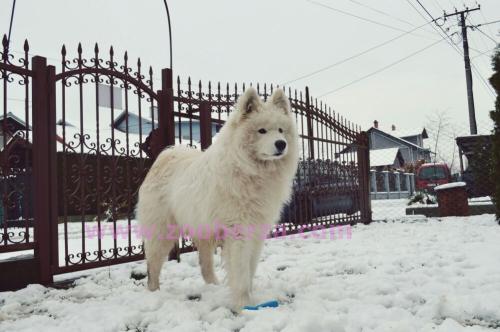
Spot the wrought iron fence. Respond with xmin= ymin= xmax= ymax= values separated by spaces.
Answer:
xmin=0 ymin=37 xmax=370 ymax=290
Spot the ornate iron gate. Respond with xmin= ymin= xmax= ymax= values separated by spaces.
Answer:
xmin=0 ymin=38 xmax=370 ymax=291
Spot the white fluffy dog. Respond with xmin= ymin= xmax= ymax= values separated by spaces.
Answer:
xmin=137 ymin=87 xmax=299 ymax=309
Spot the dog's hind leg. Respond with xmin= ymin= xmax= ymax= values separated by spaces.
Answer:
xmin=195 ymin=240 xmax=219 ymax=285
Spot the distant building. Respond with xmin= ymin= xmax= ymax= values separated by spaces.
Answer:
xmin=0 ymin=112 xmax=30 ymax=147
xmin=367 ymin=120 xmax=431 ymax=168
xmin=112 ymin=110 xmax=221 ymax=142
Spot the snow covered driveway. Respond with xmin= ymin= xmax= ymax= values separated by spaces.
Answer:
xmin=1 ymin=215 xmax=500 ymax=332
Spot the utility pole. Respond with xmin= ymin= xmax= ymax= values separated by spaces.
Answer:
xmin=443 ymin=6 xmax=481 ymax=135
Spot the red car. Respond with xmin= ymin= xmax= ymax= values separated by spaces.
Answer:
xmin=416 ymin=163 xmax=452 ymax=192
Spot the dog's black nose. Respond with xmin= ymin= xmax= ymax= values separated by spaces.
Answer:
xmin=275 ymin=140 xmax=287 ymax=152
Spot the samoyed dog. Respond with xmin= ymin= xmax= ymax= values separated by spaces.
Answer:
xmin=137 ymin=87 xmax=299 ymax=309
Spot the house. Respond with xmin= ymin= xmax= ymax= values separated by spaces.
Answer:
xmin=367 ymin=120 xmax=431 ymax=168
xmin=0 ymin=112 xmax=30 ymax=147
xmin=112 ymin=110 xmax=222 ymax=142
xmin=370 ymin=147 xmax=405 ymax=171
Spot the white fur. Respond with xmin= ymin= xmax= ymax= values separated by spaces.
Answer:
xmin=137 ymin=88 xmax=299 ymax=310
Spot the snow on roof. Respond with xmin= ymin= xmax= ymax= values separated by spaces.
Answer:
xmin=370 ymin=148 xmax=401 ymax=167
xmin=434 ymin=182 xmax=466 ymax=191
xmin=420 ymin=162 xmax=447 ymax=167
xmin=391 ymin=130 xmax=424 ymax=138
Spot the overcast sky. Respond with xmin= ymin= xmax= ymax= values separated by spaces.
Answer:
xmin=1 ymin=0 xmax=499 ymax=136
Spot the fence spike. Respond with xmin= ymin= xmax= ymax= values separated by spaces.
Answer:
xmin=77 ymin=42 xmax=82 ymax=55
xmin=23 ymin=39 xmax=29 ymax=52
xmin=124 ymin=51 xmax=128 ymax=63
xmin=137 ymin=57 xmax=141 ymax=68
xmin=94 ymin=42 xmax=99 ymax=54
xmin=110 ymin=46 xmax=114 ymax=57
xmin=61 ymin=44 xmax=66 ymax=57
xmin=2 ymin=35 xmax=8 ymax=49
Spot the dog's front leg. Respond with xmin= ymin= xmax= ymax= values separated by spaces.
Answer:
xmin=223 ymin=238 xmax=253 ymax=310
xmin=249 ymin=239 xmax=264 ymax=291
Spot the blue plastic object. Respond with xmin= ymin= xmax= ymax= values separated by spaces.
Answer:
xmin=243 ymin=300 xmax=279 ymax=310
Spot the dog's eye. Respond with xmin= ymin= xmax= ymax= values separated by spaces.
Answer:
xmin=258 ymin=128 xmax=267 ymax=134
xmin=279 ymin=128 xmax=283 ymax=133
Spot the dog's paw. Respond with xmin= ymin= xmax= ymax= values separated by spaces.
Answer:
xmin=204 ymin=276 xmax=220 ymax=285
xmin=231 ymin=293 xmax=252 ymax=312
xmin=147 ymin=280 xmax=160 ymax=291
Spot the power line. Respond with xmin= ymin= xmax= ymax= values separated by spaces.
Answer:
xmin=344 ymin=0 xmax=417 ymax=27
xmin=317 ymin=38 xmax=446 ymax=97
xmin=467 ymin=16 xmax=493 ymax=50
xmin=307 ymin=0 xmax=431 ymax=36
xmin=7 ymin=0 xmax=17 ymax=49
xmin=430 ymin=0 xmax=445 ymax=12
xmin=282 ymin=20 xmax=434 ymax=85
xmin=471 ymin=47 xmax=497 ymax=59
xmin=407 ymin=0 xmax=495 ymax=99
xmin=476 ymin=19 xmax=500 ymax=27
xmin=473 ymin=26 xmax=498 ymax=45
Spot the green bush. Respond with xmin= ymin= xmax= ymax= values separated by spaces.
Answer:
xmin=489 ymin=47 xmax=500 ymax=223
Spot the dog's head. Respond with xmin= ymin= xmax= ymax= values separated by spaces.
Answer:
xmin=228 ymin=87 xmax=298 ymax=162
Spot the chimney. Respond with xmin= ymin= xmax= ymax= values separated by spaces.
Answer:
xmin=392 ymin=124 xmax=396 ymax=131
xmin=373 ymin=120 xmax=379 ymax=129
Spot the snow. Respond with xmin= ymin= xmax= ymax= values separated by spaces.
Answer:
xmin=435 ymin=182 xmax=466 ymax=191
xmin=1 ymin=214 xmax=500 ymax=331
xmin=370 ymin=148 xmax=401 ymax=167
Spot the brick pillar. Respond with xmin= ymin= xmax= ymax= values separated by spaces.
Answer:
xmin=435 ymin=183 xmax=469 ymax=217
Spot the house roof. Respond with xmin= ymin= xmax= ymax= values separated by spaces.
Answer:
xmin=456 ymin=135 xmax=492 ymax=155
xmin=390 ymin=128 xmax=428 ymax=139
xmin=370 ymin=148 xmax=403 ymax=167
xmin=0 ymin=112 xmax=31 ymax=131
xmin=368 ymin=127 xmax=430 ymax=152
xmin=113 ymin=111 xmax=156 ymax=129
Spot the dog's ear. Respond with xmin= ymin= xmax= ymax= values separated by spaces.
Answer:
xmin=269 ymin=89 xmax=290 ymax=114
xmin=237 ymin=87 xmax=261 ymax=116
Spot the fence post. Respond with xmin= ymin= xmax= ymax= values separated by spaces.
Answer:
xmin=305 ymin=87 xmax=315 ymax=160
xmin=32 ymin=56 xmax=56 ymax=285
xmin=410 ymin=174 xmax=416 ymax=195
xmin=357 ymin=132 xmax=371 ymax=224
xmin=370 ymin=169 xmax=377 ymax=199
xmin=405 ymin=173 xmax=411 ymax=196
xmin=383 ymin=170 xmax=390 ymax=199
xmin=396 ymin=172 xmax=402 ymax=198
xmin=160 ymin=68 xmax=179 ymax=262
xmin=199 ymin=101 xmax=212 ymax=150
xmin=160 ymin=68 xmax=176 ymax=148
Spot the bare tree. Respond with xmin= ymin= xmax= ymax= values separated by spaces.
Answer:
xmin=425 ymin=110 xmax=460 ymax=173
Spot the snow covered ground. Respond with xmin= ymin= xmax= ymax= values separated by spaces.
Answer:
xmin=1 ymin=213 xmax=500 ymax=332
